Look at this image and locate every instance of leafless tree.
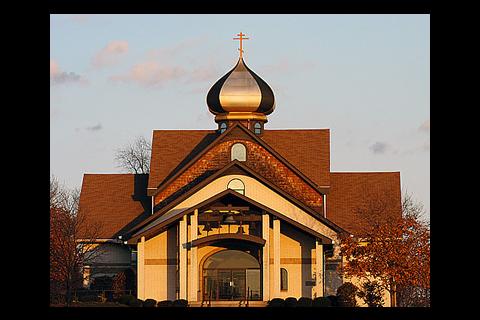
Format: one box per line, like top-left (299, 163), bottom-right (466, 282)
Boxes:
top-left (50, 176), bottom-right (105, 306)
top-left (114, 136), bottom-right (151, 174)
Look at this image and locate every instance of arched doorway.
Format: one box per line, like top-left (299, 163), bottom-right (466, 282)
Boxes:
top-left (202, 249), bottom-right (261, 301)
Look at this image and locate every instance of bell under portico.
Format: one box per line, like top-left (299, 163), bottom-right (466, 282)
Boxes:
top-left (129, 179), bottom-right (340, 303)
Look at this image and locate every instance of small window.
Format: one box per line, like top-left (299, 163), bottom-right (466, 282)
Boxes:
top-left (231, 143), bottom-right (247, 161)
top-left (227, 178), bottom-right (245, 195)
top-left (254, 122), bottom-right (262, 135)
top-left (325, 260), bottom-right (343, 296)
top-left (219, 122), bottom-right (227, 133)
top-left (281, 268), bottom-right (288, 291)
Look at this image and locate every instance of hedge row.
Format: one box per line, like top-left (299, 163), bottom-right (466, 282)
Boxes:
top-left (117, 295), bottom-right (189, 307)
top-left (268, 296), bottom-right (338, 307)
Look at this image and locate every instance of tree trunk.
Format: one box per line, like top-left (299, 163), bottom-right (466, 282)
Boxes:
top-left (390, 283), bottom-right (397, 307)
top-left (66, 273), bottom-right (72, 306)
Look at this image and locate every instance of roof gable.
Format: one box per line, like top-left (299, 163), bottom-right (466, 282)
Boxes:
top-left (126, 160), bottom-right (343, 239)
top-left (150, 124), bottom-right (328, 199)
top-left (128, 189), bottom-right (335, 245)
top-left (148, 125), bottom-right (331, 196)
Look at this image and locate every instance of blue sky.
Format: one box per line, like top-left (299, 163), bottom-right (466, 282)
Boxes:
top-left (50, 14), bottom-right (430, 218)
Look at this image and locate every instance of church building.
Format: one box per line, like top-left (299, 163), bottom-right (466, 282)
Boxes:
top-left (78, 33), bottom-right (401, 306)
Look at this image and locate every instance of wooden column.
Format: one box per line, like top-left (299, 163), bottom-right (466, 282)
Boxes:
top-left (137, 236), bottom-right (145, 300)
top-left (273, 217), bottom-right (281, 297)
top-left (179, 215), bottom-right (188, 300)
top-left (189, 209), bottom-right (198, 301)
top-left (262, 212), bottom-right (270, 301)
top-left (315, 239), bottom-right (324, 297)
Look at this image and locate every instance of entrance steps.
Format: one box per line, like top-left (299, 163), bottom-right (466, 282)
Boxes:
top-left (189, 300), bottom-right (268, 307)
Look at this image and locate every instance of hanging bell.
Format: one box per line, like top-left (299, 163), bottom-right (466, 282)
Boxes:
top-left (223, 214), bottom-right (236, 224)
top-left (203, 222), bottom-right (213, 232)
top-left (236, 225), bottom-right (244, 234)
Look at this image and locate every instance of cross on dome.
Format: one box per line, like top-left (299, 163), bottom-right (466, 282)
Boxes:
top-left (233, 32), bottom-right (249, 58)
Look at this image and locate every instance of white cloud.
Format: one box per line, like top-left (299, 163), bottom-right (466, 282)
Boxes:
top-left (110, 61), bottom-right (186, 87)
top-left (91, 40), bottom-right (129, 69)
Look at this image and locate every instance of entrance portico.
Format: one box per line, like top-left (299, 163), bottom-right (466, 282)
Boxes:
top-left (133, 187), bottom-right (336, 303)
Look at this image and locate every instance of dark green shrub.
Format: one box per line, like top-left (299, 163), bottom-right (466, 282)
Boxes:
top-left (297, 297), bottom-right (313, 307)
top-left (157, 300), bottom-right (173, 307)
top-left (337, 282), bottom-right (358, 307)
top-left (267, 298), bottom-right (285, 307)
top-left (327, 295), bottom-right (339, 306)
top-left (172, 299), bottom-right (188, 307)
top-left (118, 294), bottom-right (136, 305)
top-left (313, 297), bottom-right (332, 307)
top-left (129, 298), bottom-right (143, 307)
top-left (143, 299), bottom-right (157, 307)
top-left (78, 294), bottom-right (102, 303)
top-left (357, 281), bottom-right (384, 307)
top-left (284, 297), bottom-right (297, 307)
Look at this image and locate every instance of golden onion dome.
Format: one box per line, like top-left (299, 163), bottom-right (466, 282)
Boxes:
top-left (207, 57), bottom-right (275, 122)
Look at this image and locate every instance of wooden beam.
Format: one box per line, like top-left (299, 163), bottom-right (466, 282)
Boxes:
top-left (190, 233), bottom-right (266, 247)
top-left (208, 206), bottom-right (250, 211)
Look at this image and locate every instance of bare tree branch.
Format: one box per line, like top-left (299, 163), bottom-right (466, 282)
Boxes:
top-left (114, 136), bottom-right (151, 174)
top-left (50, 176), bottom-right (106, 305)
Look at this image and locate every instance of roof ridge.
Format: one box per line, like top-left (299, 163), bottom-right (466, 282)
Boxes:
top-left (83, 173), bottom-right (145, 176)
top-left (264, 128), bottom-right (330, 131)
top-left (331, 171), bottom-right (400, 174)
top-left (152, 129), bottom-right (216, 132)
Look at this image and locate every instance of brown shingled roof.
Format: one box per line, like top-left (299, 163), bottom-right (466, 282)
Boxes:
top-left (148, 128), bottom-right (330, 191)
top-left (148, 130), bottom-right (217, 190)
top-left (78, 174), bottom-right (151, 239)
top-left (261, 129), bottom-right (330, 187)
top-left (327, 172), bottom-right (402, 235)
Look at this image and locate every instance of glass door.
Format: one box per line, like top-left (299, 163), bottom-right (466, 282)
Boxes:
top-left (246, 269), bottom-right (261, 300)
top-left (232, 270), bottom-right (246, 300)
top-left (217, 270), bottom-right (233, 300)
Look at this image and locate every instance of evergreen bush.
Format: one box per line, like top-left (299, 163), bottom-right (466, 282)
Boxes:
top-left (172, 299), bottom-right (188, 307)
top-left (297, 297), bottom-right (313, 307)
top-left (326, 295), bottom-right (339, 306)
top-left (337, 282), bottom-right (358, 307)
top-left (157, 300), bottom-right (173, 307)
top-left (284, 297), bottom-right (297, 307)
top-left (313, 297), bottom-right (332, 307)
top-left (267, 298), bottom-right (285, 307)
top-left (143, 299), bottom-right (157, 307)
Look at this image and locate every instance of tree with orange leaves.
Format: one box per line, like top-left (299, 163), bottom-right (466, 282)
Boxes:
top-left (50, 176), bottom-right (104, 305)
top-left (339, 192), bottom-right (430, 307)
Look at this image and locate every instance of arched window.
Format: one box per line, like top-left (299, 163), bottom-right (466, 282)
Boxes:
top-left (280, 268), bottom-right (288, 291)
top-left (231, 143), bottom-right (246, 161)
top-left (254, 122), bottom-right (262, 135)
top-left (203, 250), bottom-right (261, 301)
top-left (219, 122), bottom-right (227, 133)
top-left (227, 178), bottom-right (245, 195)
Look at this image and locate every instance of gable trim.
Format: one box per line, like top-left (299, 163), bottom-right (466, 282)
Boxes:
top-left (149, 123), bottom-right (329, 197)
top-left (126, 160), bottom-right (344, 238)
top-left (128, 188), bottom-right (338, 245)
